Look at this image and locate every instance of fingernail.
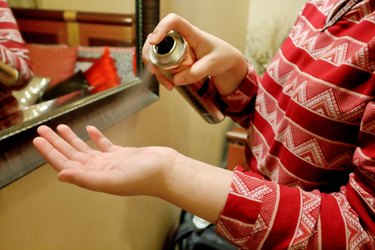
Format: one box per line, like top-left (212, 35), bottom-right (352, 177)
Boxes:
top-left (148, 32), bottom-right (156, 41)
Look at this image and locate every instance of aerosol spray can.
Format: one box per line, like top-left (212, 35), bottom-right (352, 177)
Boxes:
top-left (149, 31), bottom-right (225, 124)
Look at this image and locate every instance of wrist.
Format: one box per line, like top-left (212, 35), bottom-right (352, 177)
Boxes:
top-left (214, 54), bottom-right (249, 96)
top-left (126, 146), bottom-right (180, 198)
top-left (146, 147), bottom-right (181, 197)
top-left (159, 152), bottom-right (234, 223)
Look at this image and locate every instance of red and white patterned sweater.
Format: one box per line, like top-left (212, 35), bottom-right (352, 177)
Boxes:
top-left (0, 0), bottom-right (32, 89)
top-left (215, 0), bottom-right (375, 249)
top-left (0, 0), bottom-right (32, 130)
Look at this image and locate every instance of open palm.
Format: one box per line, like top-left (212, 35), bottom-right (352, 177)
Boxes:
top-left (33, 124), bottom-right (178, 197)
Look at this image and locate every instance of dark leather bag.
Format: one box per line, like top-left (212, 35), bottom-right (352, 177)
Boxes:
top-left (172, 211), bottom-right (237, 250)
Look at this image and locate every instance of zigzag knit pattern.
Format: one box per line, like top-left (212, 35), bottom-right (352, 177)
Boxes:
top-left (215, 0), bottom-right (375, 248)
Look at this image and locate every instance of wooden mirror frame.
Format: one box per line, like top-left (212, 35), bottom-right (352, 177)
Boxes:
top-left (0, 0), bottom-right (160, 188)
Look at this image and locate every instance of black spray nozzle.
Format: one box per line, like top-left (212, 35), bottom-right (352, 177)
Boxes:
top-left (155, 35), bottom-right (175, 55)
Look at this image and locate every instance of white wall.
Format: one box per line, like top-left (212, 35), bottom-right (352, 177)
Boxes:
top-left (247, 0), bottom-right (305, 30)
top-left (161, 0), bottom-right (250, 52)
top-left (245, 0), bottom-right (306, 73)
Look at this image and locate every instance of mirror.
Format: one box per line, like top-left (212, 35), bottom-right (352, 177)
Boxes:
top-left (0, 0), bottom-right (160, 188)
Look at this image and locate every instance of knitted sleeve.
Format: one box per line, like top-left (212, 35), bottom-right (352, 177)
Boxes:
top-left (215, 165), bottom-right (375, 249)
top-left (214, 63), bottom-right (259, 129)
top-left (215, 99), bottom-right (375, 249)
top-left (214, 0), bottom-right (375, 248)
top-left (0, 0), bottom-right (32, 89)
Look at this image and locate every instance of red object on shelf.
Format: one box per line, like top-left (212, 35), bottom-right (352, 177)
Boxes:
top-left (84, 47), bottom-right (120, 94)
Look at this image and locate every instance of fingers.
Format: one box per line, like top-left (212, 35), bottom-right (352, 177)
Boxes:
top-left (141, 35), bottom-right (157, 74)
top-left (33, 136), bottom-right (79, 172)
top-left (36, 124), bottom-right (115, 154)
top-left (142, 14), bottom-right (205, 90)
top-left (155, 71), bottom-right (175, 90)
top-left (142, 35), bottom-right (175, 91)
top-left (56, 124), bottom-right (91, 153)
top-left (143, 14), bottom-right (215, 86)
top-left (148, 13), bottom-right (198, 45)
top-left (36, 125), bottom-right (91, 165)
top-left (85, 125), bottom-right (115, 152)
top-left (36, 125), bottom-right (87, 161)
top-left (34, 134), bottom-right (119, 194)
top-left (172, 51), bottom-right (219, 85)
top-left (173, 60), bottom-right (209, 85)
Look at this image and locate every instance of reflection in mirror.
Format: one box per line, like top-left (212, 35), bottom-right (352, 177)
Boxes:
top-left (1, 4), bottom-right (137, 137)
top-left (0, 0), bottom-right (160, 188)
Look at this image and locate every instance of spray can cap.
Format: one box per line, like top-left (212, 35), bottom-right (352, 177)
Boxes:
top-left (149, 31), bottom-right (187, 69)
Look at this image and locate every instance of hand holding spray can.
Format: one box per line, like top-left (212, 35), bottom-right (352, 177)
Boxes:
top-left (149, 31), bottom-right (225, 124)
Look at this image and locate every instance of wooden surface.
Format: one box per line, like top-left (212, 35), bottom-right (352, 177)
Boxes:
top-left (13, 8), bottom-right (135, 47)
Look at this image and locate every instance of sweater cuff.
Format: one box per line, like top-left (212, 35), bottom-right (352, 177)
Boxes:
top-left (215, 166), bottom-right (277, 248)
top-left (216, 65), bottom-right (259, 118)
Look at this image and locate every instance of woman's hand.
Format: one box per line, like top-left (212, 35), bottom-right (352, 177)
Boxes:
top-left (33, 124), bottom-right (179, 197)
top-left (33, 124), bottom-right (233, 223)
top-left (142, 13), bottom-right (248, 96)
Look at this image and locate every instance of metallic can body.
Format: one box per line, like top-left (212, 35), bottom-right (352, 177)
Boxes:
top-left (149, 31), bottom-right (225, 124)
